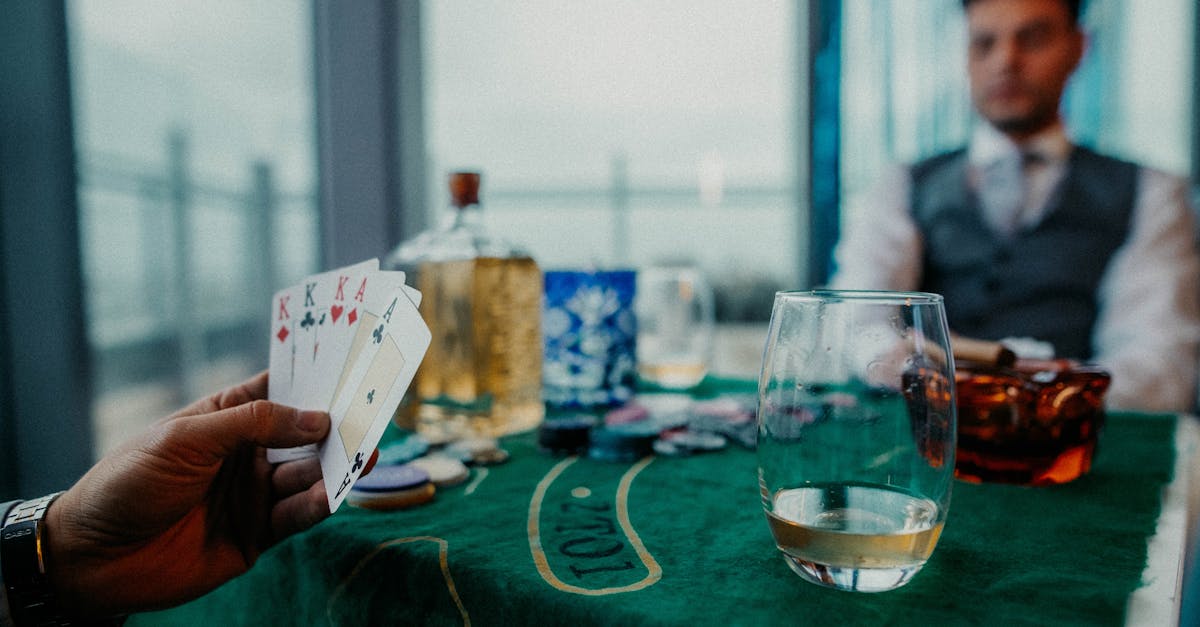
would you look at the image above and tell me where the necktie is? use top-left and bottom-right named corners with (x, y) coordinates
top-left (980, 151), bottom-right (1040, 237)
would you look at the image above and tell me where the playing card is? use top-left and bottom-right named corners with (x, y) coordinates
top-left (268, 283), bottom-right (303, 406)
top-left (291, 261), bottom-right (383, 409)
top-left (268, 259), bottom-right (378, 463)
top-left (291, 259), bottom-right (380, 403)
top-left (320, 285), bottom-right (430, 512)
top-left (297, 270), bottom-right (414, 413)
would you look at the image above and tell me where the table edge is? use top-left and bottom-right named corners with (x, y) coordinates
top-left (1125, 413), bottom-right (1198, 627)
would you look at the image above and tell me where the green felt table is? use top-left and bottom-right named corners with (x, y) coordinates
top-left (129, 380), bottom-right (1180, 627)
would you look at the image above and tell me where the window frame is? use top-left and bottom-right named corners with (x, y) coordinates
top-left (0, 0), bottom-right (94, 498)
top-left (4, 0), bottom-right (1196, 500)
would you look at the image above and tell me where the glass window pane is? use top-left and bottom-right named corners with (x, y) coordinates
top-left (423, 0), bottom-right (799, 367)
top-left (68, 0), bottom-right (320, 457)
top-left (839, 0), bottom-right (1193, 204)
top-left (1066, 1), bottom-right (1194, 173)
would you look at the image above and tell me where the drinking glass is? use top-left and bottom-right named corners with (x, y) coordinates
top-left (756, 290), bottom-right (956, 592)
top-left (635, 265), bottom-right (715, 389)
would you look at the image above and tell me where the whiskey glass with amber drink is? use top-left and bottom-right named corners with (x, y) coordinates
top-left (757, 291), bottom-right (956, 592)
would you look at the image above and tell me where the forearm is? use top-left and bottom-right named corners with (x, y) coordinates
top-left (1093, 168), bottom-right (1200, 413)
top-left (1102, 344), bottom-right (1198, 413)
top-left (828, 165), bottom-right (923, 290)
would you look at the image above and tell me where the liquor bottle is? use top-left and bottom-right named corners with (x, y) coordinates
top-left (385, 171), bottom-right (544, 441)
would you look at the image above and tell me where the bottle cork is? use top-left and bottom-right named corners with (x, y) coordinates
top-left (448, 172), bottom-right (481, 208)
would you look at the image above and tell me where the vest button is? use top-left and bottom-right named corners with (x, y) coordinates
top-left (983, 277), bottom-right (1001, 292)
top-left (994, 248), bottom-right (1011, 264)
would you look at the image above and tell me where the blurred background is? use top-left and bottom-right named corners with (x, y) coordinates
top-left (0, 0), bottom-right (1193, 496)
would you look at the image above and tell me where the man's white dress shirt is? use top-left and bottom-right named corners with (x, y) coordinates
top-left (831, 122), bottom-right (1200, 412)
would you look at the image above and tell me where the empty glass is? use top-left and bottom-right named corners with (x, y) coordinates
top-left (635, 265), bottom-right (715, 389)
top-left (757, 290), bottom-right (956, 592)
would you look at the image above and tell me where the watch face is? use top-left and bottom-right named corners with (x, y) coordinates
top-left (2, 523), bottom-right (35, 541)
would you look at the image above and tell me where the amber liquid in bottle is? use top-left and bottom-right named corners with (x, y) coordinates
top-left (389, 172), bottom-right (544, 441)
top-left (412, 256), bottom-right (544, 440)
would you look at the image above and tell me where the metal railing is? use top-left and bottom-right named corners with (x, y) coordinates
top-left (78, 129), bottom-right (317, 402)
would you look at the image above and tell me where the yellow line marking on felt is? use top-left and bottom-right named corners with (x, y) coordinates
top-left (328, 536), bottom-right (471, 626)
top-left (527, 456), bottom-right (662, 595)
top-left (464, 467), bottom-right (489, 495)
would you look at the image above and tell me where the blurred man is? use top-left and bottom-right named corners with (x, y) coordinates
top-left (830, 0), bottom-right (1200, 412)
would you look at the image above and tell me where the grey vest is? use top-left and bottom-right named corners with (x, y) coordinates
top-left (911, 146), bottom-right (1138, 359)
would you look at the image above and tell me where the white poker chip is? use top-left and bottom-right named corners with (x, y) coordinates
top-left (653, 438), bottom-right (686, 457)
top-left (445, 437), bottom-right (499, 456)
top-left (444, 437), bottom-right (509, 466)
top-left (470, 447), bottom-right (510, 465)
top-left (409, 454), bottom-right (471, 487)
top-left (662, 430), bottom-right (728, 452)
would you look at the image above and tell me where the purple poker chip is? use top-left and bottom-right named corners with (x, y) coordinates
top-left (351, 463), bottom-right (431, 493)
top-left (662, 430), bottom-right (728, 452)
top-left (604, 403), bottom-right (650, 425)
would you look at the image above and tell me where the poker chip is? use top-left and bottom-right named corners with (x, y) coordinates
top-left (409, 454), bottom-right (471, 487)
top-left (588, 423), bottom-right (659, 463)
top-left (690, 396), bottom-right (756, 424)
top-left (652, 438), bottom-right (685, 457)
top-left (538, 415), bottom-right (597, 456)
top-left (470, 446), bottom-right (511, 466)
top-left (662, 430), bottom-right (728, 452)
top-left (348, 482), bottom-right (436, 510)
top-left (689, 419), bottom-right (757, 449)
top-left (604, 403), bottom-right (649, 425)
top-left (418, 425), bottom-right (458, 447)
top-left (645, 410), bottom-right (690, 432)
top-left (352, 463), bottom-right (431, 493)
top-left (348, 464), bottom-right (436, 510)
top-left (377, 434), bottom-right (431, 466)
top-left (444, 436), bottom-right (496, 455)
top-left (444, 437), bottom-right (509, 466)
top-left (688, 395), bottom-right (759, 449)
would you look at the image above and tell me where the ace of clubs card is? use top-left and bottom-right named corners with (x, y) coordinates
top-left (320, 286), bottom-right (430, 512)
top-left (302, 270), bottom-right (417, 413)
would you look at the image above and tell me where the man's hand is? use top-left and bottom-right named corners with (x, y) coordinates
top-left (42, 371), bottom-right (331, 616)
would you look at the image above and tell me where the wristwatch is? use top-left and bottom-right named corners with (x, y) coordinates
top-left (2, 492), bottom-right (63, 626)
top-left (2, 492), bottom-right (69, 626)
top-left (1, 494), bottom-right (127, 627)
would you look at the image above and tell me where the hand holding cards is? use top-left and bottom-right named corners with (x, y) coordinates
top-left (267, 259), bottom-right (430, 512)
